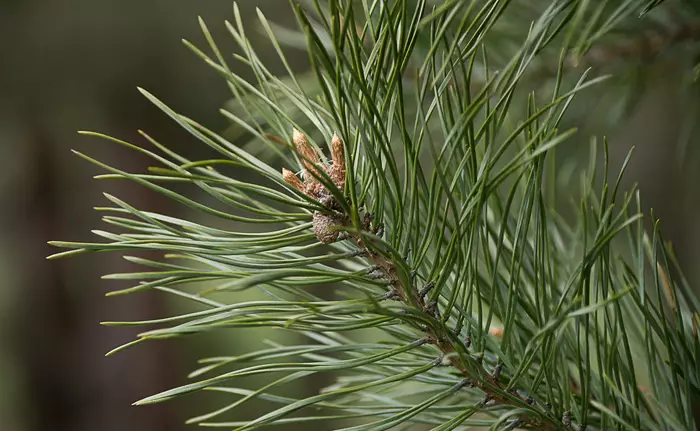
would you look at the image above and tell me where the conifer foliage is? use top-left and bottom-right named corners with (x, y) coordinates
top-left (49, 1), bottom-right (700, 429)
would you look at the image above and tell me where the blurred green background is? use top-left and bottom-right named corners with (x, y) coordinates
top-left (1, 1), bottom-right (699, 430)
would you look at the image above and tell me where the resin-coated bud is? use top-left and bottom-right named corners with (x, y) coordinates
top-left (312, 212), bottom-right (341, 244)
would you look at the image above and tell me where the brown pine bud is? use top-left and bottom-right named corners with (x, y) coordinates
top-left (282, 168), bottom-right (305, 193)
top-left (330, 132), bottom-right (346, 189)
top-left (313, 211), bottom-right (340, 244)
top-left (293, 128), bottom-right (321, 183)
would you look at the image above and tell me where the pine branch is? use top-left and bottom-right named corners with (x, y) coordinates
top-left (284, 128), bottom-right (567, 429)
top-left (46, 1), bottom-right (700, 430)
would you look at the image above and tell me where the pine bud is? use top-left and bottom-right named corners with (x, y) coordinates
top-left (313, 211), bottom-right (340, 244)
top-left (330, 132), bottom-right (346, 188)
top-left (282, 168), bottom-right (305, 193)
top-left (293, 128), bottom-right (321, 183)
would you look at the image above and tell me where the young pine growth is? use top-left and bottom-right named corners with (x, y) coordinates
top-left (285, 129), bottom-right (347, 244)
top-left (49, 1), bottom-right (700, 430)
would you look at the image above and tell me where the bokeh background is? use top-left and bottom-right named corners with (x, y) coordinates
top-left (1, 1), bottom-right (699, 430)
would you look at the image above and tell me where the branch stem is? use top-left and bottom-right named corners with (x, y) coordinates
top-left (346, 223), bottom-right (562, 430)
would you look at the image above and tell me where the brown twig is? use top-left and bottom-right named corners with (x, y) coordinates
top-left (574, 19), bottom-right (700, 68)
top-left (529, 19), bottom-right (700, 85)
top-left (454, 19), bottom-right (700, 95)
top-left (352, 235), bottom-right (559, 430)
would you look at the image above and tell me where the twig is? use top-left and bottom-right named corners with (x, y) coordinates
top-left (349, 230), bottom-right (559, 430)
